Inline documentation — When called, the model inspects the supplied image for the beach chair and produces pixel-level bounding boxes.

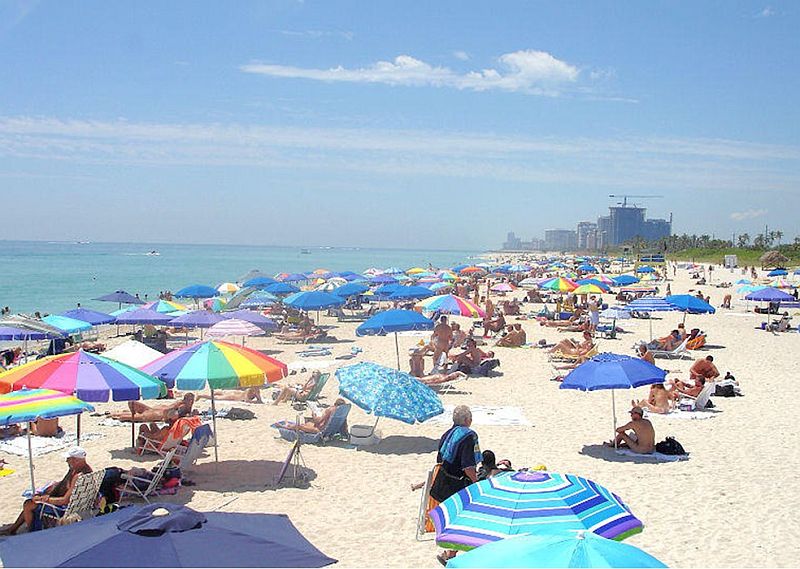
[173,424,213,472]
[39,470,105,528]
[548,345,598,363]
[650,338,691,360]
[415,465,439,541]
[138,416,201,456]
[272,404,351,445]
[292,373,330,409]
[679,381,716,411]
[119,447,178,504]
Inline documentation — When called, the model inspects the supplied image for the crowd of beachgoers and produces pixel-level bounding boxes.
[0,254,798,567]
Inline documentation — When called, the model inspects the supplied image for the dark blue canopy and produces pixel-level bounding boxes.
[0,502,336,568]
[283,291,344,311]
[0,326,58,341]
[281,273,308,283]
[356,309,434,336]
[745,287,795,302]
[265,282,300,295]
[243,276,277,288]
[93,290,145,305]
[60,308,115,325]
[611,275,639,286]
[175,285,218,299]
[332,283,370,298]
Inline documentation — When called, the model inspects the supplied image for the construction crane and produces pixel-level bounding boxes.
[608,194,664,207]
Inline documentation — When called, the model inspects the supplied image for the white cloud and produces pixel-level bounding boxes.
[240,50,580,96]
[278,29,353,41]
[731,209,768,221]
[755,6,775,17]
[453,50,470,61]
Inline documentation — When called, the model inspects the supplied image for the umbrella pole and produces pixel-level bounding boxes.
[649,318,653,342]
[394,332,400,370]
[27,422,35,495]
[210,387,219,463]
[611,389,618,450]
[76,414,81,445]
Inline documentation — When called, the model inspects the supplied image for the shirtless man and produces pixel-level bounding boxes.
[637,344,655,365]
[669,376,706,398]
[606,406,655,454]
[112,393,195,423]
[450,322,467,350]
[431,316,454,368]
[417,370,468,386]
[198,387,263,404]
[496,324,526,347]
[450,338,487,374]
[280,398,347,433]
[689,356,719,381]
[272,370,323,405]
[550,330,594,356]
[634,384,675,414]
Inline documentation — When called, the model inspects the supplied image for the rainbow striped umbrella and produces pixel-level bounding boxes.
[416,295,485,317]
[431,470,643,552]
[540,277,579,292]
[142,340,287,461]
[587,274,615,285]
[145,299,189,314]
[770,278,794,289]
[573,283,607,295]
[491,283,515,293]
[0,350,166,402]
[460,266,485,275]
[0,389,95,493]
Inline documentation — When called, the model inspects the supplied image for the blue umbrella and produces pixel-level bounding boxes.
[383,267,405,275]
[626,297,678,340]
[373,284,401,298]
[576,279,611,292]
[665,294,715,315]
[93,290,145,306]
[577,264,598,273]
[635,266,655,274]
[388,286,434,300]
[447,530,666,568]
[767,269,788,277]
[41,315,92,334]
[175,285,218,299]
[561,353,666,446]
[283,291,344,312]
[332,283,369,298]
[265,282,300,295]
[745,287,794,302]
[339,271,367,282]
[370,274,398,285]
[239,291,279,308]
[60,308,115,326]
[281,273,308,283]
[242,276,277,288]
[611,275,639,286]
[336,361,443,425]
[115,308,175,326]
[0,326,59,341]
[170,310,225,329]
[356,309,434,368]
[0,502,336,568]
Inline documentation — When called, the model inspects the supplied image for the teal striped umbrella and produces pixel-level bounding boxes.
[430,470,642,552]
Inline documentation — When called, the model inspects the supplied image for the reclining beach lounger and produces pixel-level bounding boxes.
[649,338,690,360]
[119,448,179,504]
[271,404,351,445]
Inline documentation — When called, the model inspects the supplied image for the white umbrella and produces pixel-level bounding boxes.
[205,319,265,345]
[102,340,164,368]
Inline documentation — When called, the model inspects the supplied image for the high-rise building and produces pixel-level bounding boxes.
[602,206,671,246]
[576,221,598,250]
[544,229,577,251]
[503,232,522,250]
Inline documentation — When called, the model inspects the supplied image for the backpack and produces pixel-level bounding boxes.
[655,437,686,456]
[226,407,256,420]
[714,384,736,397]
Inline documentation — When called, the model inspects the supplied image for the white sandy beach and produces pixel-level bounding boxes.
[1,264,798,568]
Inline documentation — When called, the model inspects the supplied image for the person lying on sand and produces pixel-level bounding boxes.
[417,371,467,386]
[604,406,655,454]
[634,384,676,414]
[273,371,322,405]
[198,387,263,404]
[111,393,195,423]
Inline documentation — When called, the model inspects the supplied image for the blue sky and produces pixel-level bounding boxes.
[1,0,798,249]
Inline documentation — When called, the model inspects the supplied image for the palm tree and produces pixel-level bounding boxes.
[737,233,750,248]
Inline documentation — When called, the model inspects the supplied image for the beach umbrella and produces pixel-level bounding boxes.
[41,315,93,334]
[427,282,453,292]
[0,502,337,568]
[93,290,145,307]
[600,307,632,320]
[459,266,485,275]
[395,274,412,283]
[611,275,639,286]
[60,308,115,326]
[387,286,434,300]
[735,278,752,285]
[406,267,428,275]
[626,297,678,340]
[265,282,300,295]
[142,340,287,461]
[745,287,794,302]
[0,389,94,494]
[356,309,434,368]
[175,285,218,299]
[373,284,401,298]
[588,274,615,285]
[431,470,643,552]
[237,269,271,283]
[560,353,665,446]
[507,264,531,273]
[439,271,459,282]
[573,283,607,296]
[215,282,240,295]
[0,326,56,341]
[769,278,794,289]
[110,306,139,317]
[203,298,228,312]
[369,274,399,285]
[490,283,515,293]
[335,361,443,426]
[665,295,715,323]
[115,309,175,326]
[239,292,279,309]
[169,311,226,341]
[280,273,308,283]
[205,319,265,345]
[576,279,611,292]
[339,271,367,282]
[102,340,165,369]
[737,284,764,295]
[332,283,369,298]
[767,269,788,277]
[383,267,404,275]
[519,277,539,289]
[539,277,578,292]
[283,291,344,311]
[635,266,655,274]
[577,264,598,273]
[416,295,485,318]
[220,310,278,331]
[447,530,666,568]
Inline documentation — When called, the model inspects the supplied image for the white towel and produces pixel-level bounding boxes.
[287,359,334,371]
[615,448,690,462]
[0,432,104,457]
[645,409,717,420]
[426,405,532,427]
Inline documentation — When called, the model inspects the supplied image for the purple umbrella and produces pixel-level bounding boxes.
[61,308,115,326]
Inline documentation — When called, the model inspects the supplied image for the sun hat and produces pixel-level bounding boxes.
[63,446,87,459]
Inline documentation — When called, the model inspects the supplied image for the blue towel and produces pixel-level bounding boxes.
[440,426,481,465]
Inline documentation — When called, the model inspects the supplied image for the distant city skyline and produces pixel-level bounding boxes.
[1,1,798,249]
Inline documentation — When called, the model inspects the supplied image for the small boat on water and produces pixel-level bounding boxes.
[300,248,311,254]
[146,250,160,256]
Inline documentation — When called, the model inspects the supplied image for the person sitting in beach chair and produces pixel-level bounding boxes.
[604,406,655,454]
[633,384,676,414]
[272,370,325,405]
[482,312,506,338]
[539,307,585,327]
[449,338,488,374]
[668,376,706,398]
[646,330,682,352]
[277,398,348,434]
[111,393,195,423]
[197,387,263,404]
[136,413,202,455]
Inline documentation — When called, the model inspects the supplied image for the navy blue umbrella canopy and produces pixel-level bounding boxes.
[93,290,145,305]
[243,276,277,288]
[560,353,666,391]
[665,294,715,314]
[745,287,794,302]
[611,275,639,286]
[0,326,60,340]
[60,308,115,325]
[0,503,337,568]
[175,285,218,299]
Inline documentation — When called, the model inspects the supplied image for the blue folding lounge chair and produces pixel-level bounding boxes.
[272,404,351,444]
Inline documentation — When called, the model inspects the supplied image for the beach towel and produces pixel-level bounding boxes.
[0,467,14,477]
[615,448,690,462]
[645,409,718,420]
[427,405,532,427]
[440,426,481,465]
[0,432,104,457]
[287,359,334,371]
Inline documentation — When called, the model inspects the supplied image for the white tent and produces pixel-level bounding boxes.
[102,340,164,368]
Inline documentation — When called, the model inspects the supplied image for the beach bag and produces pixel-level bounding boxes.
[714,384,736,397]
[655,437,686,456]
[475,359,500,376]
[429,464,470,502]
[226,407,256,420]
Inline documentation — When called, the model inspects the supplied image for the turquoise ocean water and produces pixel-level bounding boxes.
[0,241,480,315]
